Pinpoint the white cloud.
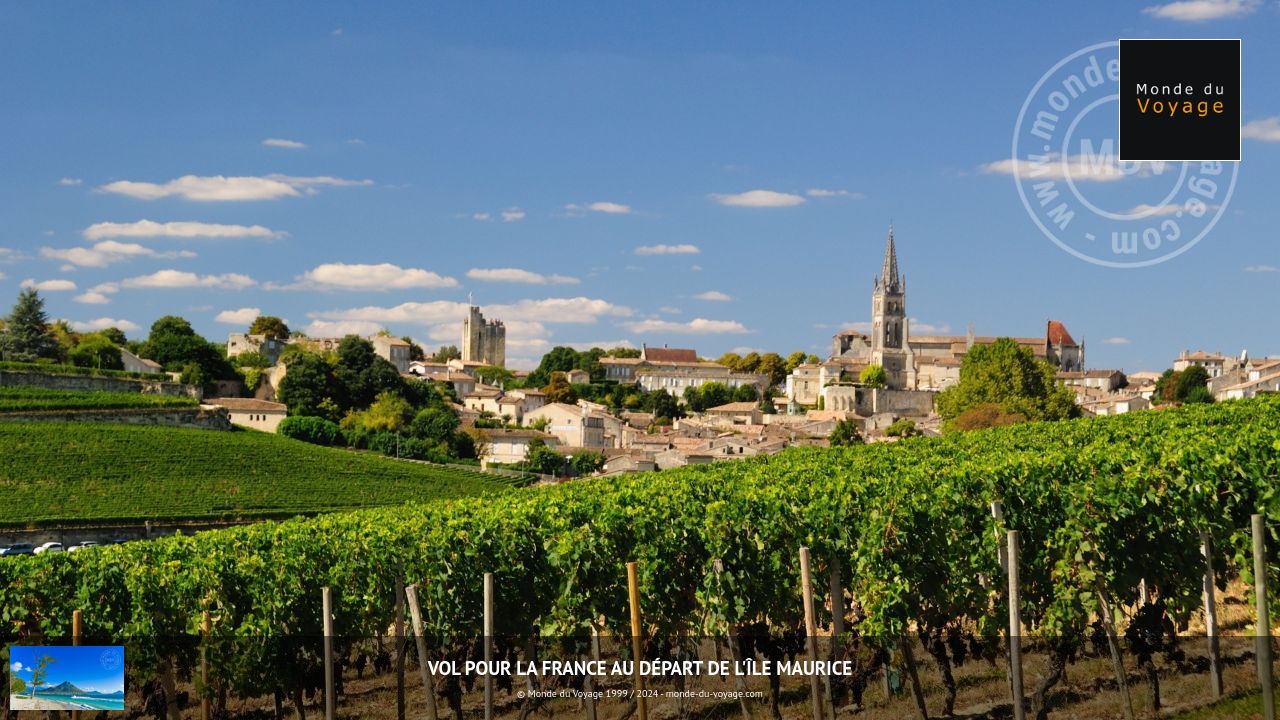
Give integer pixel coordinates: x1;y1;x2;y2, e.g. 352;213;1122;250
1143;0;1259;21
841;318;951;335
0;271;5;280
980;154;1171;183
694;290;733;301
566;339;635;351
466;268;579;285
41;241;197;268
310;297;632;327
621;318;749;335
99;174;372;201
59;177;82;186
1245;265;1279;273
1242;117;1280;142
472;212;492;221
122;270;255;290
20;278;76;292
84;220;282;241
711;189;806;208
805;188;864;199
1103;337;1132;345
589;201;632;215
658;306;681;315
74;291;112;305
215;307;263;325
303;319;385;337
279;263;459;291
635;244;700;256
501;207;526;222
69;317;140;332
345;138;366;145
262;138;307;149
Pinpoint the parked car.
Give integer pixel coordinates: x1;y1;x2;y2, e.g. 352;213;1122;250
0;543;35;556
68;541;100;553
33;542;64;555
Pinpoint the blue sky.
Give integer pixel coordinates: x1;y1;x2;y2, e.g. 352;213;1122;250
9;646;125;694
0;2;1276;370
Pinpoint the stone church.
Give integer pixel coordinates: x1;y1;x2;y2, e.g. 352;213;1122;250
792;226;1085;401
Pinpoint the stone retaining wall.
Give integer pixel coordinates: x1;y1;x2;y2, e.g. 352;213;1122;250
0;369;200;398
0;405;231;430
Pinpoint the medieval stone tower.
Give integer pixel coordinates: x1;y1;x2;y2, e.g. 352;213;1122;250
461;303;506;367
869;225;915;390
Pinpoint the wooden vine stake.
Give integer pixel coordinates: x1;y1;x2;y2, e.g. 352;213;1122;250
405;584;439;720
626;561;649;720
1201;531;1222;699
798;547;824;720
826;558;842;719
201;609;212;720
323;586;335;720
1254;514;1276;720
1006;530;1025;720
713;559;754;720
484;572;495;720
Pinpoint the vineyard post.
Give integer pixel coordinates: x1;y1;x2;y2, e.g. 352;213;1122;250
323;586;335;720
712;559;755;720
395;579;407;720
1253;514;1275;720
1006;530;1025;720
899;634;928;720
72;609;82;720
201;609;212;720
484;572;494;720
1201;531;1222;699
1094;581;1136;720
585;624;599;720
826;557;842;719
626;561;648;720
404;584;439;720
992;501;1014;703
798;547;825;720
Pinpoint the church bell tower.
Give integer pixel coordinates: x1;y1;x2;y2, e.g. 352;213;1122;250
869;225;913;389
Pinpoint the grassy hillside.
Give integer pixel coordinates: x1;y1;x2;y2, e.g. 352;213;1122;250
0;386;198;412
0;422;512;527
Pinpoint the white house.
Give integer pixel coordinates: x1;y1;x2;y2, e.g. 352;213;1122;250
208;397;289;432
478;429;559;466
119;348;163;375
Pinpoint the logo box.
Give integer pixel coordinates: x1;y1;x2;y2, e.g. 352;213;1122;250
1119;39;1241;162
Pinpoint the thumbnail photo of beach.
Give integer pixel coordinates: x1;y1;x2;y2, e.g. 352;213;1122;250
8;645;125;711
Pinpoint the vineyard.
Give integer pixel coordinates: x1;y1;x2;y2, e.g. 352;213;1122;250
0;359;168;380
0;386;199;412
2;397;1280;719
0;423;512;527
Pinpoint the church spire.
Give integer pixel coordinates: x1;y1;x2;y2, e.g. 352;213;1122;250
878;224;901;292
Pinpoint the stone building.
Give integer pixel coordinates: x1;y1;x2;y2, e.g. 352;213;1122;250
793;225;1087;399
207;397;288;433
461;303;506;368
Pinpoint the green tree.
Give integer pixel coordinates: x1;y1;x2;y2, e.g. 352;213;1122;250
935;338;1079;431
1174;365;1213;403
68;332;124;370
475;365;515;386
949;403;1027;431
230;350;270;369
248;315;290;339
885;418;920;437
860;364;887;389
410;406;460;443
0;288;60;361
141;315;236;389
99;326;128;346
352;391;415;432
428;345;461;363
645;389;685;422
828;418;864;446
757;352;787;386
570;450;606;476
278;352;344;420
543;371;578;404
785;351;808;374
10;675;24;695
527;346;579;387
684;381;733;412
335;335;404;408
732;384;758;402
524;438;565;476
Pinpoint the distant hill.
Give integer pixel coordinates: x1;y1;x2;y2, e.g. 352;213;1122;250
40;681;86;695
83;690;124;698
0;423;517;527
